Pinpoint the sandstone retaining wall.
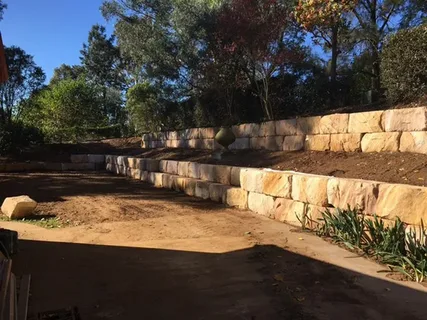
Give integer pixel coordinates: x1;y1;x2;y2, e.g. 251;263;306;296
140;106;427;154
105;155;427;230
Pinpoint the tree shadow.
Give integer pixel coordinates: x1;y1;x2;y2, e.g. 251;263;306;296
11;240;427;320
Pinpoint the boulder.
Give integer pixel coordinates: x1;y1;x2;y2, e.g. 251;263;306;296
291;173;329;206
1;196;38;219
282;136;305;151
248;192;275;217
330;133;362;152
376;183;427;225
261;170;292;198
382;107;427;132
319;113;349;134
348;110;384;133
240;168;265;193
399;132;427;154
361;132;400;152
296;116;321;135
304;135;331;151
275;119;297;136
273;199;306;227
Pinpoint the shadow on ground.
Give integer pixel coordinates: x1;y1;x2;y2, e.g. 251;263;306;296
12;240;427;320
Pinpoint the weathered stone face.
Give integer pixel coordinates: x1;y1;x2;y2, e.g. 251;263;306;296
327;178;378;214
261;171;292;198
188;162;201;179
146;159;160;172
250;137;283;151
229;138;250;150
306;205;329;229
165;160;179;175
222;188;248;209
348;110;384;133
273;199;306;227
376;183;427;225
259;121;276;136
200;164;215;182
178;161;190;177
230;167;242;187
291;174;329;206
195;180;211;199
199;127;218;139
232;123;260;138
361;132;401;152
382;107;427;132
330;133;362;152
141;171;149;182
248;192;275;217
240;168;265;193
282;136;305;151
1;195;38;219
399;132;427;154
304;135;331;151
319;113;349;134
296;116;321;135
200;139;214;150
275;119;297;136
213;165;232;185
135;159;146;170
130;169;142;180
209;183;228;202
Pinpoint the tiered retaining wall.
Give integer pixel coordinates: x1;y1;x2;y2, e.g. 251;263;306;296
105;155;427;229
141;106;427;154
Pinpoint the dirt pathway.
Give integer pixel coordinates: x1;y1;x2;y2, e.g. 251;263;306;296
1;173;426;319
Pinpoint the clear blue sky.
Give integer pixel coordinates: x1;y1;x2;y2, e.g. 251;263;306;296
0;0;113;82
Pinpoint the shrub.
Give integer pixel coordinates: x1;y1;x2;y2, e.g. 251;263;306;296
381;24;427;103
0;121;44;155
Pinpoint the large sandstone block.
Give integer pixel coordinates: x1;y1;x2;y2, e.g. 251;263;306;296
361;132;400;152
230;167;242;187
400;132;427;154
259;121;276;136
161;173;175;189
291;173;329;206
146;159;160;172
273;199;306;227
141;171;150;182
209;183;228;202
88;154;105;163
200;139;214;150
240;168;265;193
222;188;248;209
167;131;179;140
199;164;215;182
248;192;275;217
165;160;179;175
130;169;142;180
1;196;38;219
275;119;297;136
187;128;200;139
173;177;187;192
127;157;138;169
376;184;427;225
232;123;260;138
382;107;427;132
177;139;188;148
200;164;231;185
250;136;283;151
188;139;203;149
199;127;218;139
149;172;164;187
296;116;321;135
188;162;201;179
348;110;384;133
70;154;88;163
319;113;349;134
135;159;146;170
304;135;331;151
195;180;211;199
282;136;305;151
183;178;197;196
141;133;152;141
229;138;250;150
116;156;128;167
262;170;292;198
105;155;115;164
178;161;189;177
106;163;114;172
306;205;329;229
327;178;378;214
330;133;362;152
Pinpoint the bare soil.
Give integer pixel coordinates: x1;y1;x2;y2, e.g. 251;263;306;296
1;172;426;319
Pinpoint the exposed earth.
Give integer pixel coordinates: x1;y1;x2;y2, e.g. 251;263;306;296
1;172;426;319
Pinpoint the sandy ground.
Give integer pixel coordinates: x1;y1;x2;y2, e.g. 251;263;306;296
1;172;426;320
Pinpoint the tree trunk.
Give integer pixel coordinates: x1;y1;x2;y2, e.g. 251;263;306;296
330;24;339;107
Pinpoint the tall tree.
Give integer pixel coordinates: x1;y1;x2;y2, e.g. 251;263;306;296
0;0;6;21
0;46;45;124
81;24;125;122
50;64;86;85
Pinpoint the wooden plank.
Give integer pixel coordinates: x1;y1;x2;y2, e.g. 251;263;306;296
17;275;30;320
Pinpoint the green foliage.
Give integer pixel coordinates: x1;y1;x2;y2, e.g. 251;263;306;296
315;208;427;282
37;79;106;142
381;23;427;103
0;121;44;155
50;64;86;86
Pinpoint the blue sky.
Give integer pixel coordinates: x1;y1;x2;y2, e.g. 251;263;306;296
0;0;113;81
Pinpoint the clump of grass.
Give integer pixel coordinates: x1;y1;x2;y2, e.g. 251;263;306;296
0;215;64;229
315;209;427;283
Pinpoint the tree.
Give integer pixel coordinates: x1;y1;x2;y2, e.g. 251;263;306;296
295;0;355;105
0;46;45;124
81;24;125;123
50;64;86;85
0;0;7;21
37;79;105;142
212;0;301;120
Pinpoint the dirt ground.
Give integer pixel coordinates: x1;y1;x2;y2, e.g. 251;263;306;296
1;172;426;320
